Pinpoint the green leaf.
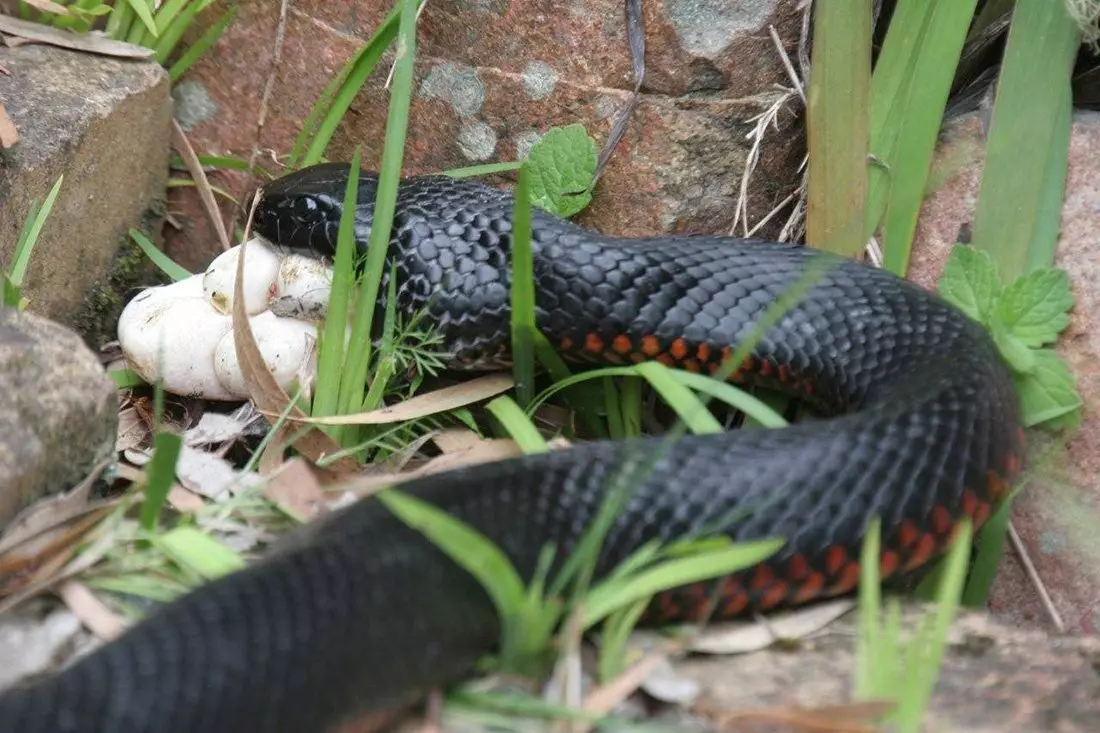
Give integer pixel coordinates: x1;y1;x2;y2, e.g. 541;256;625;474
378;488;527;620
580;539;784;629
995;267;1073;347
486;395;549;453
525;123;597;218
154;527;245;580
129;228;192;282
990;320;1036;375
139;429;183;531
936;245;1001;323
1012;349;1082;428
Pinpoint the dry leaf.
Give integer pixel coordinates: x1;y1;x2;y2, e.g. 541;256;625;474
171;120;231;251
57;580;127;642
272;373;515;426
184;411;257;447
688;599;855;655
707;701;895;733
263;457;329;522
0;15;156;59
21;0;70;13
339;438;526;498
174;444;264;501
0;103;19;149
0;459;110;557
581;650;668;718
115;406;149;452
166;485;207;513
430;427;485;454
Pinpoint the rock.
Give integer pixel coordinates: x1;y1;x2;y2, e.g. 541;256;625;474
671;604;1100;732
158;0;806;269
908;110;1100;634
0;306;117;528
0;42;172;344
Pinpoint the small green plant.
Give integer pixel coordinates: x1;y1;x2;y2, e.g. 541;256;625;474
854;518;973;733
2;175;63;310
938;245;1081;430
19;0;236;81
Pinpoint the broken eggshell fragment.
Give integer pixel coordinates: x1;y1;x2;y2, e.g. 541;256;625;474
269;253;335;322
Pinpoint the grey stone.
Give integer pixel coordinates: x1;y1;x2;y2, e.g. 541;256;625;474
0;43;171;338
671;604;1100;732
663;0;777;57
172;79;218;131
0;306;117;527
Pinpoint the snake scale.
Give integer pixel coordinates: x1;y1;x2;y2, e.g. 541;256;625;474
0;163;1024;732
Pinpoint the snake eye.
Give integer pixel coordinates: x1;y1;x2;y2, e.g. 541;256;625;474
292;196;319;221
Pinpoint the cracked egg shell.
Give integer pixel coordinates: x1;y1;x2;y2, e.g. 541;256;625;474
203;238;280;315
272;254;334;322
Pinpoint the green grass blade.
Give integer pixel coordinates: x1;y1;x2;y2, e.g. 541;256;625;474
969;0;1080;281
670;371;787;428
632;362;723;434
108;367;147;388
138;429;183;531
579;539;784;629
805;0;871;257
378;487;527;619
153;526;245;580
311;147;361;432
167;5;237;81
853;519;882;700
105;0;134;39
868;0;982;276
129;228;192;281
336;0;420;421
293;1;425;168
124;0;158;43
1026;82;1073;272
510;164;537;408
10;174;64;288
486;395;549;453
445;161;523;178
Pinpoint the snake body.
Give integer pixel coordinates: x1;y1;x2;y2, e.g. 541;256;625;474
0;163;1024;732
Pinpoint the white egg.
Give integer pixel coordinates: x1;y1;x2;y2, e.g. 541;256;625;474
117;286;237;401
202;238;281;315
269;254;335;322
213;311;319;399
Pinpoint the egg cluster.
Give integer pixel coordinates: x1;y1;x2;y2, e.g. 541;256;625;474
117;238;335;401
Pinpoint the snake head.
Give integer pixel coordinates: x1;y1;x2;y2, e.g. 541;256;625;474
250;163;378;260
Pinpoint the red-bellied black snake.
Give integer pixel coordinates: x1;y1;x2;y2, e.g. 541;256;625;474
0;163;1024;732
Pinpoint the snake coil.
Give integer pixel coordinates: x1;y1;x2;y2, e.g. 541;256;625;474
0;163;1024;732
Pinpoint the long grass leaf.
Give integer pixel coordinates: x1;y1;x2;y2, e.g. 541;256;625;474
868;0;981;276
805;0;871;257
129;228;192;281
167;5;237;81
970;0;1080;281
311;147;361;434
294;1;425;168
486;395;549;453
337;0;420;419
580;539;784;628
10;175;63;287
378;488;527;618
510;164;537;407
